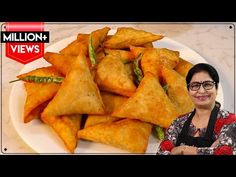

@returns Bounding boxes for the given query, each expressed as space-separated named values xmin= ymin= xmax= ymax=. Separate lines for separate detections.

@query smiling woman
xmin=157 ymin=63 xmax=236 ymax=155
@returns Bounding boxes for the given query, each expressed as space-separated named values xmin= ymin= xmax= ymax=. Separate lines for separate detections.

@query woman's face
xmin=188 ymin=71 xmax=217 ymax=109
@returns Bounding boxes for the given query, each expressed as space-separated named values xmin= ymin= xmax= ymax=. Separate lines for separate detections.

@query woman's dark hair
xmin=186 ymin=63 xmax=219 ymax=90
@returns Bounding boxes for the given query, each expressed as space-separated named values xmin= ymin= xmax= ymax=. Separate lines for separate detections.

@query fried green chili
xmin=88 ymin=34 xmax=97 ymax=67
xmin=133 ymin=53 xmax=143 ymax=85
xmin=9 ymin=76 xmax=64 ymax=84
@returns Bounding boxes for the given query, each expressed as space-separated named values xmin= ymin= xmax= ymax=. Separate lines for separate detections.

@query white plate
xmin=9 ymin=26 xmax=224 ymax=154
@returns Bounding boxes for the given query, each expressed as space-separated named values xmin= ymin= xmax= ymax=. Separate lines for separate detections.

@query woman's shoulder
xmin=218 ymin=109 xmax=235 ymax=120
xmin=165 ymin=112 xmax=193 ymax=135
xmin=214 ymin=109 xmax=236 ymax=135
xmin=172 ymin=111 xmax=192 ymax=125
xmin=177 ymin=112 xmax=192 ymax=120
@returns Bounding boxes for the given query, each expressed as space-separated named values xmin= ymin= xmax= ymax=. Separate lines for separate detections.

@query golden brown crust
xmin=78 ymin=119 xmax=152 ymax=153
xmin=42 ymin=53 xmax=105 ymax=117
xmin=112 ymin=72 xmax=178 ymax=128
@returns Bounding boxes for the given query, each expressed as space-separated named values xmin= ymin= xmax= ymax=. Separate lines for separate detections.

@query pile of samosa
xmin=16 ymin=26 xmax=194 ymax=153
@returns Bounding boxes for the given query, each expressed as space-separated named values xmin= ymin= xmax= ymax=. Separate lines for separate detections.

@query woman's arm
xmin=157 ymin=117 xmax=186 ymax=155
xmin=171 ymin=145 xmax=197 ymax=155
xmin=196 ymin=122 xmax=236 ymax=155
xmin=173 ymin=122 xmax=236 ymax=155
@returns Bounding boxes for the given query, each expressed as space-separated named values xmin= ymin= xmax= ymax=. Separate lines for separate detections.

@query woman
xmin=157 ymin=63 xmax=236 ymax=155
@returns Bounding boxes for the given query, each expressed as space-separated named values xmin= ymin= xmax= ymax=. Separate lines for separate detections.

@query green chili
xmin=155 ymin=125 xmax=165 ymax=140
xmin=122 ymin=59 xmax=132 ymax=64
xmin=9 ymin=76 xmax=64 ymax=84
xmin=133 ymin=53 xmax=143 ymax=85
xmin=163 ymin=84 xmax=168 ymax=92
xmin=88 ymin=34 xmax=97 ymax=67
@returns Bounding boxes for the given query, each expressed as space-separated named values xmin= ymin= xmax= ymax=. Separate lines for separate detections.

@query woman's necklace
xmin=194 ymin=127 xmax=201 ymax=135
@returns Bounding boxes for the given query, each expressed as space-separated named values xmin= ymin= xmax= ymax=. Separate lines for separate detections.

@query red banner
xmin=5 ymin=22 xmax=45 ymax=64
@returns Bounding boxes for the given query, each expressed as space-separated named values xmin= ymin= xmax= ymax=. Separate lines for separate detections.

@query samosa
xmin=60 ymin=39 xmax=88 ymax=56
xmin=17 ymin=66 xmax=63 ymax=123
xmin=112 ymin=72 xmax=179 ymax=128
xmin=60 ymin=33 xmax=89 ymax=56
xmin=140 ymin=42 xmax=153 ymax=48
xmin=158 ymin=48 xmax=180 ymax=69
xmin=41 ymin=114 xmax=81 ymax=153
xmin=141 ymin=48 xmax=162 ymax=78
xmin=95 ymin=55 xmax=136 ymax=97
xmin=104 ymin=27 xmax=164 ymax=49
xmin=129 ymin=46 xmax=146 ymax=59
xmin=85 ymin=92 xmax=127 ymax=128
xmin=124 ymin=63 xmax=135 ymax=84
xmin=17 ymin=66 xmax=63 ymax=79
xmin=78 ymin=119 xmax=152 ymax=153
xmin=141 ymin=48 xmax=180 ymax=79
xmin=42 ymin=53 xmax=105 ymax=117
xmin=60 ymin=27 xmax=110 ymax=58
xmin=76 ymin=33 xmax=89 ymax=42
xmin=174 ymin=57 xmax=193 ymax=78
xmin=95 ymin=47 xmax=106 ymax=63
xmin=89 ymin=26 xmax=111 ymax=51
xmin=161 ymin=66 xmax=194 ymax=115
xmin=44 ymin=52 xmax=78 ymax=76
xmin=104 ymin=48 xmax=135 ymax=63
xmin=23 ymin=98 xmax=50 ymax=123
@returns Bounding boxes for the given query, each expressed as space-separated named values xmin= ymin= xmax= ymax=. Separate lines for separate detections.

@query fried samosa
xmin=129 ymin=46 xmax=146 ymax=59
xmin=112 ymin=72 xmax=179 ymax=128
xmin=141 ymin=48 xmax=180 ymax=78
xmin=158 ymin=48 xmax=180 ymax=69
xmin=104 ymin=27 xmax=164 ymax=49
xmin=104 ymin=48 xmax=135 ymax=63
xmin=95 ymin=55 xmax=136 ymax=97
xmin=60 ymin=27 xmax=110 ymax=57
xmin=42 ymin=53 xmax=105 ymax=117
xmin=41 ymin=114 xmax=81 ymax=153
xmin=85 ymin=92 xmax=127 ymax=128
xmin=161 ymin=66 xmax=194 ymax=115
xmin=78 ymin=119 xmax=152 ymax=153
xmin=44 ymin=52 xmax=77 ymax=75
xmin=18 ymin=66 xmax=63 ymax=123
xmin=60 ymin=39 xmax=88 ymax=56
xmin=174 ymin=57 xmax=193 ymax=78
xmin=141 ymin=48 xmax=162 ymax=77
xmin=17 ymin=66 xmax=63 ymax=79
xmin=89 ymin=26 xmax=111 ymax=51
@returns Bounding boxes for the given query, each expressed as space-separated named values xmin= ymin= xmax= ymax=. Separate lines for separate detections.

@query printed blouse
xmin=157 ymin=109 xmax=236 ymax=155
